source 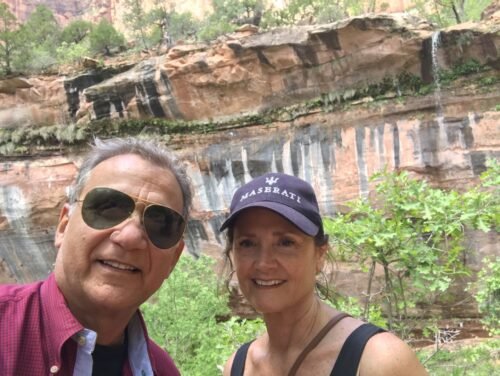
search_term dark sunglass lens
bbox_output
[144,205,185,249]
[82,188,135,229]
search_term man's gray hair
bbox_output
[68,137,192,219]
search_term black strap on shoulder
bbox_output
[330,323,385,376]
[288,312,351,376]
[230,340,254,376]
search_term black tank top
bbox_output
[230,323,385,376]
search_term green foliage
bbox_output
[198,0,264,42]
[89,19,125,56]
[481,158,500,187]
[410,0,493,27]
[143,7,199,48]
[417,338,499,375]
[22,5,61,48]
[261,0,394,27]
[470,257,500,335]
[326,294,387,329]
[0,112,273,156]
[462,158,500,232]
[23,46,59,73]
[163,11,200,43]
[262,0,345,27]
[61,20,93,44]
[56,40,91,65]
[141,254,265,376]
[439,59,486,83]
[323,166,498,334]
[317,72,426,112]
[122,0,152,49]
[7,4,61,73]
[197,19,236,43]
[0,2,21,75]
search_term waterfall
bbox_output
[0,186,55,281]
[431,31,443,116]
[468,112,477,128]
[241,147,252,183]
[1,186,29,232]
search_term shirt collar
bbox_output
[40,273,84,364]
[72,314,154,376]
[127,313,155,375]
[41,273,156,375]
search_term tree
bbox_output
[471,257,500,336]
[122,0,150,49]
[0,3,20,75]
[147,1,199,48]
[165,11,199,43]
[411,0,493,27]
[262,0,349,27]
[198,0,264,42]
[61,19,93,44]
[324,162,499,336]
[22,4,60,48]
[14,4,61,72]
[89,19,125,56]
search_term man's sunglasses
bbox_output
[79,187,186,249]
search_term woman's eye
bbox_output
[278,238,296,247]
[237,239,256,248]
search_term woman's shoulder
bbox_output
[222,338,259,376]
[222,350,237,376]
[358,331,429,376]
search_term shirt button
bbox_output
[77,336,86,346]
[50,365,59,373]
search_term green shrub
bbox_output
[323,163,499,336]
[56,40,91,65]
[472,257,500,336]
[417,338,499,375]
[141,254,264,376]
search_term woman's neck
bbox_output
[263,297,333,352]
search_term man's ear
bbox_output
[54,203,71,249]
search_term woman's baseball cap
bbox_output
[219,172,325,238]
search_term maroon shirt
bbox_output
[0,273,180,376]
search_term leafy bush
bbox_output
[439,59,486,83]
[417,338,499,375]
[89,19,125,56]
[141,254,264,376]
[326,294,387,329]
[22,46,58,73]
[471,257,500,336]
[323,162,499,336]
[61,20,93,44]
[57,40,91,65]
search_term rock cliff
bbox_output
[0,14,498,322]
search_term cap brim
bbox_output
[219,201,319,236]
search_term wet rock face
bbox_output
[1,14,498,129]
[1,107,498,284]
[0,13,498,320]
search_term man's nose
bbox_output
[109,211,149,250]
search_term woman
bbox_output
[220,172,428,376]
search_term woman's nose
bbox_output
[255,246,277,268]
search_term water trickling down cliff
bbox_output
[0,13,498,302]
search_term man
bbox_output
[0,137,192,375]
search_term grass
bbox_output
[416,338,499,375]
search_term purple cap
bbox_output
[219,172,324,237]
